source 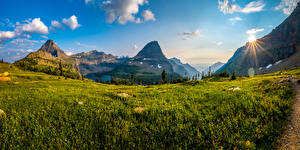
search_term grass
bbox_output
[0,63,298,149]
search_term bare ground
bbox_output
[278,78,300,150]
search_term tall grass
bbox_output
[0,63,297,149]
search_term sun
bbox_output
[248,35,257,43]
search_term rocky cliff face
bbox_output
[71,50,121,75]
[218,2,300,76]
[169,57,199,77]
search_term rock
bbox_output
[228,87,241,91]
[117,93,130,98]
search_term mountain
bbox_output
[14,40,127,79]
[204,62,225,74]
[14,40,80,79]
[218,2,300,76]
[71,50,124,75]
[107,41,178,83]
[169,57,199,77]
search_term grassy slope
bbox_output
[0,63,299,149]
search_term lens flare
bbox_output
[248,35,256,43]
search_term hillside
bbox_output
[218,2,300,76]
[0,62,299,149]
[14,40,80,79]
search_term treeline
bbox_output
[97,69,201,85]
[15,59,81,79]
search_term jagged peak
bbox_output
[41,39,60,51]
[134,40,166,59]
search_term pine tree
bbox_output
[208,67,211,77]
[130,73,135,85]
[161,69,167,84]
[231,72,237,80]
[59,61,63,76]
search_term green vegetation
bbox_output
[14,58,81,79]
[0,63,299,149]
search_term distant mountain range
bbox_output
[204,62,225,74]
[218,2,300,76]
[15,40,199,82]
[96,41,199,83]
[169,57,199,77]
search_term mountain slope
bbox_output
[204,62,225,74]
[169,57,199,77]
[14,40,125,78]
[218,2,300,76]
[14,40,80,79]
[71,50,124,75]
[107,41,178,83]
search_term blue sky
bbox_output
[0,0,299,66]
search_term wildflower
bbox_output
[0,109,6,118]
[78,101,84,105]
[246,140,251,147]
[0,72,9,77]
[0,77,11,82]
[134,107,145,113]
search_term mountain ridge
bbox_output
[218,2,300,76]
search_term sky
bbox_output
[0,0,299,67]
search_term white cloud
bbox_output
[62,15,81,30]
[142,10,156,21]
[101,0,149,24]
[275,0,300,15]
[40,35,48,39]
[218,0,265,14]
[66,51,73,56]
[9,38,42,48]
[21,18,49,34]
[75,42,97,49]
[246,28,264,34]
[178,29,202,40]
[26,49,34,53]
[216,41,223,46]
[229,17,242,21]
[51,20,64,29]
[0,31,16,39]
[229,17,242,25]
[218,0,240,14]
[240,1,265,13]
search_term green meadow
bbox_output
[0,63,299,149]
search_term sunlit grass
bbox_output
[0,63,298,149]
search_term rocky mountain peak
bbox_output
[39,40,67,58]
[134,41,167,60]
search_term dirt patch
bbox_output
[277,79,300,149]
